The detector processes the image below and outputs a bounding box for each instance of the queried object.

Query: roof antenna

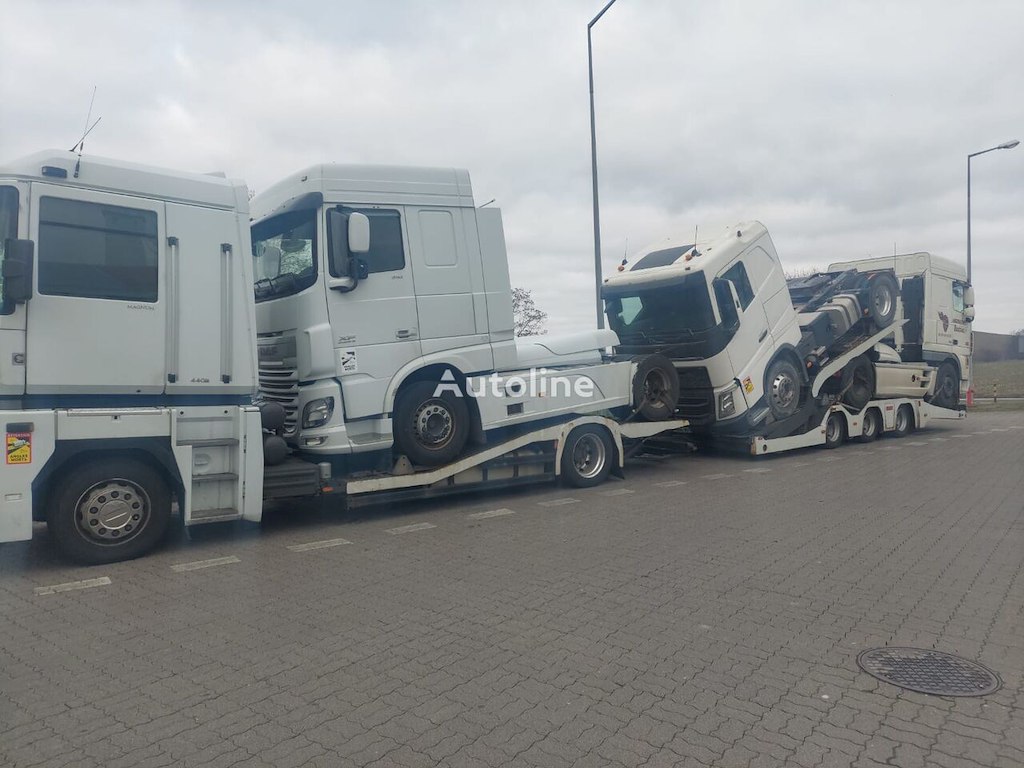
[69,86,102,178]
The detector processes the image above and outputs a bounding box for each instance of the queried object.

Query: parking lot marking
[907,441,928,446]
[287,537,352,552]
[34,577,111,596]
[791,462,811,467]
[879,446,902,450]
[468,508,516,520]
[539,497,580,507]
[743,468,772,473]
[949,434,973,438]
[385,522,437,535]
[655,480,688,487]
[171,556,240,572]
[929,437,948,442]
[817,456,840,462]
[601,488,635,497]
[702,473,734,480]
[990,428,1010,432]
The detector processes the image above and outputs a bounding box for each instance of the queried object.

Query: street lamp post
[967,139,1019,284]
[588,0,618,329]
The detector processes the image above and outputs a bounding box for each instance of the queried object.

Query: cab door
[0,183,27,398]
[26,183,165,396]
[324,205,420,418]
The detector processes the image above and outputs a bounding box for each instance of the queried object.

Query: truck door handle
[396,329,415,339]
[758,329,768,343]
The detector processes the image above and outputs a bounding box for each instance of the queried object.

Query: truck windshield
[251,208,318,302]
[605,273,716,343]
[0,185,18,312]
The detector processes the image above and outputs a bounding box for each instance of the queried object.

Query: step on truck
[0,150,685,564]
[600,221,970,451]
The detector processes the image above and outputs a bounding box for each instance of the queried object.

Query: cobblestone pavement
[2,412,1022,767]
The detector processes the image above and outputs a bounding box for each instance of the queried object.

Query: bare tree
[512,287,548,337]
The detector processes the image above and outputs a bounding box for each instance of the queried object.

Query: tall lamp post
[967,139,1019,284]
[588,0,618,329]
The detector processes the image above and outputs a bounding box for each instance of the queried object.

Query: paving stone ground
[2,411,1022,767]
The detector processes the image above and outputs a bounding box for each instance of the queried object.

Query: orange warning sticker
[742,377,754,394]
[6,432,31,464]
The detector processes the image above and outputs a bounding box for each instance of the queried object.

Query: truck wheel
[929,361,959,409]
[868,273,899,328]
[856,408,882,442]
[892,404,914,437]
[46,458,172,565]
[824,412,846,449]
[393,380,470,466]
[765,357,803,420]
[632,354,680,421]
[840,354,875,411]
[561,425,613,488]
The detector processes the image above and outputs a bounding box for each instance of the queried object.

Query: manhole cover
[857,647,1001,696]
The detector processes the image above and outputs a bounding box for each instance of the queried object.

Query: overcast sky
[2,1,1021,333]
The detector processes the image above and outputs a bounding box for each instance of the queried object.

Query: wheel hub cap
[414,402,453,446]
[76,480,149,543]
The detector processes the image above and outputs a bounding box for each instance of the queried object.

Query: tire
[856,408,882,443]
[892,403,914,437]
[930,361,960,410]
[824,412,846,449]
[393,379,471,466]
[765,357,803,420]
[867,272,899,329]
[631,354,680,421]
[46,458,172,565]
[840,354,876,411]
[561,425,613,488]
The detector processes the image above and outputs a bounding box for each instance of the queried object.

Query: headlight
[717,388,736,419]
[302,397,335,428]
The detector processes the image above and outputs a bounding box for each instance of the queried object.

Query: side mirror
[327,209,371,292]
[2,239,34,304]
[713,278,740,331]
[963,285,975,308]
[348,211,370,254]
[964,307,975,323]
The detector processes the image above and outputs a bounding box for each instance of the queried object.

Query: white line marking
[791,462,811,467]
[701,473,734,480]
[468,508,516,520]
[990,428,1010,432]
[907,441,928,446]
[34,576,111,596]
[287,537,352,552]
[385,522,436,535]
[601,488,635,497]
[949,434,973,438]
[929,438,947,442]
[743,468,772,473]
[655,480,688,487]
[171,556,240,572]
[538,497,580,507]
[816,456,840,462]
[879,445,902,450]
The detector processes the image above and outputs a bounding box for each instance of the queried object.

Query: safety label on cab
[6,432,32,464]
[340,349,358,373]
[742,377,754,394]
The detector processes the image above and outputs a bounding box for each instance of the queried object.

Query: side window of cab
[720,261,754,310]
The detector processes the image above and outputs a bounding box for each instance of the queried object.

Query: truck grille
[258,362,299,434]
[675,366,714,421]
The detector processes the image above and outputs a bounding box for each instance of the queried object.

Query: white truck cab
[827,253,972,408]
[602,222,803,433]
[250,165,652,468]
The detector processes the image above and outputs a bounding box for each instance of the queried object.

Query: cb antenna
[70,86,102,178]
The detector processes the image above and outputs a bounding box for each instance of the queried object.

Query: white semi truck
[0,150,682,564]
[601,221,969,450]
